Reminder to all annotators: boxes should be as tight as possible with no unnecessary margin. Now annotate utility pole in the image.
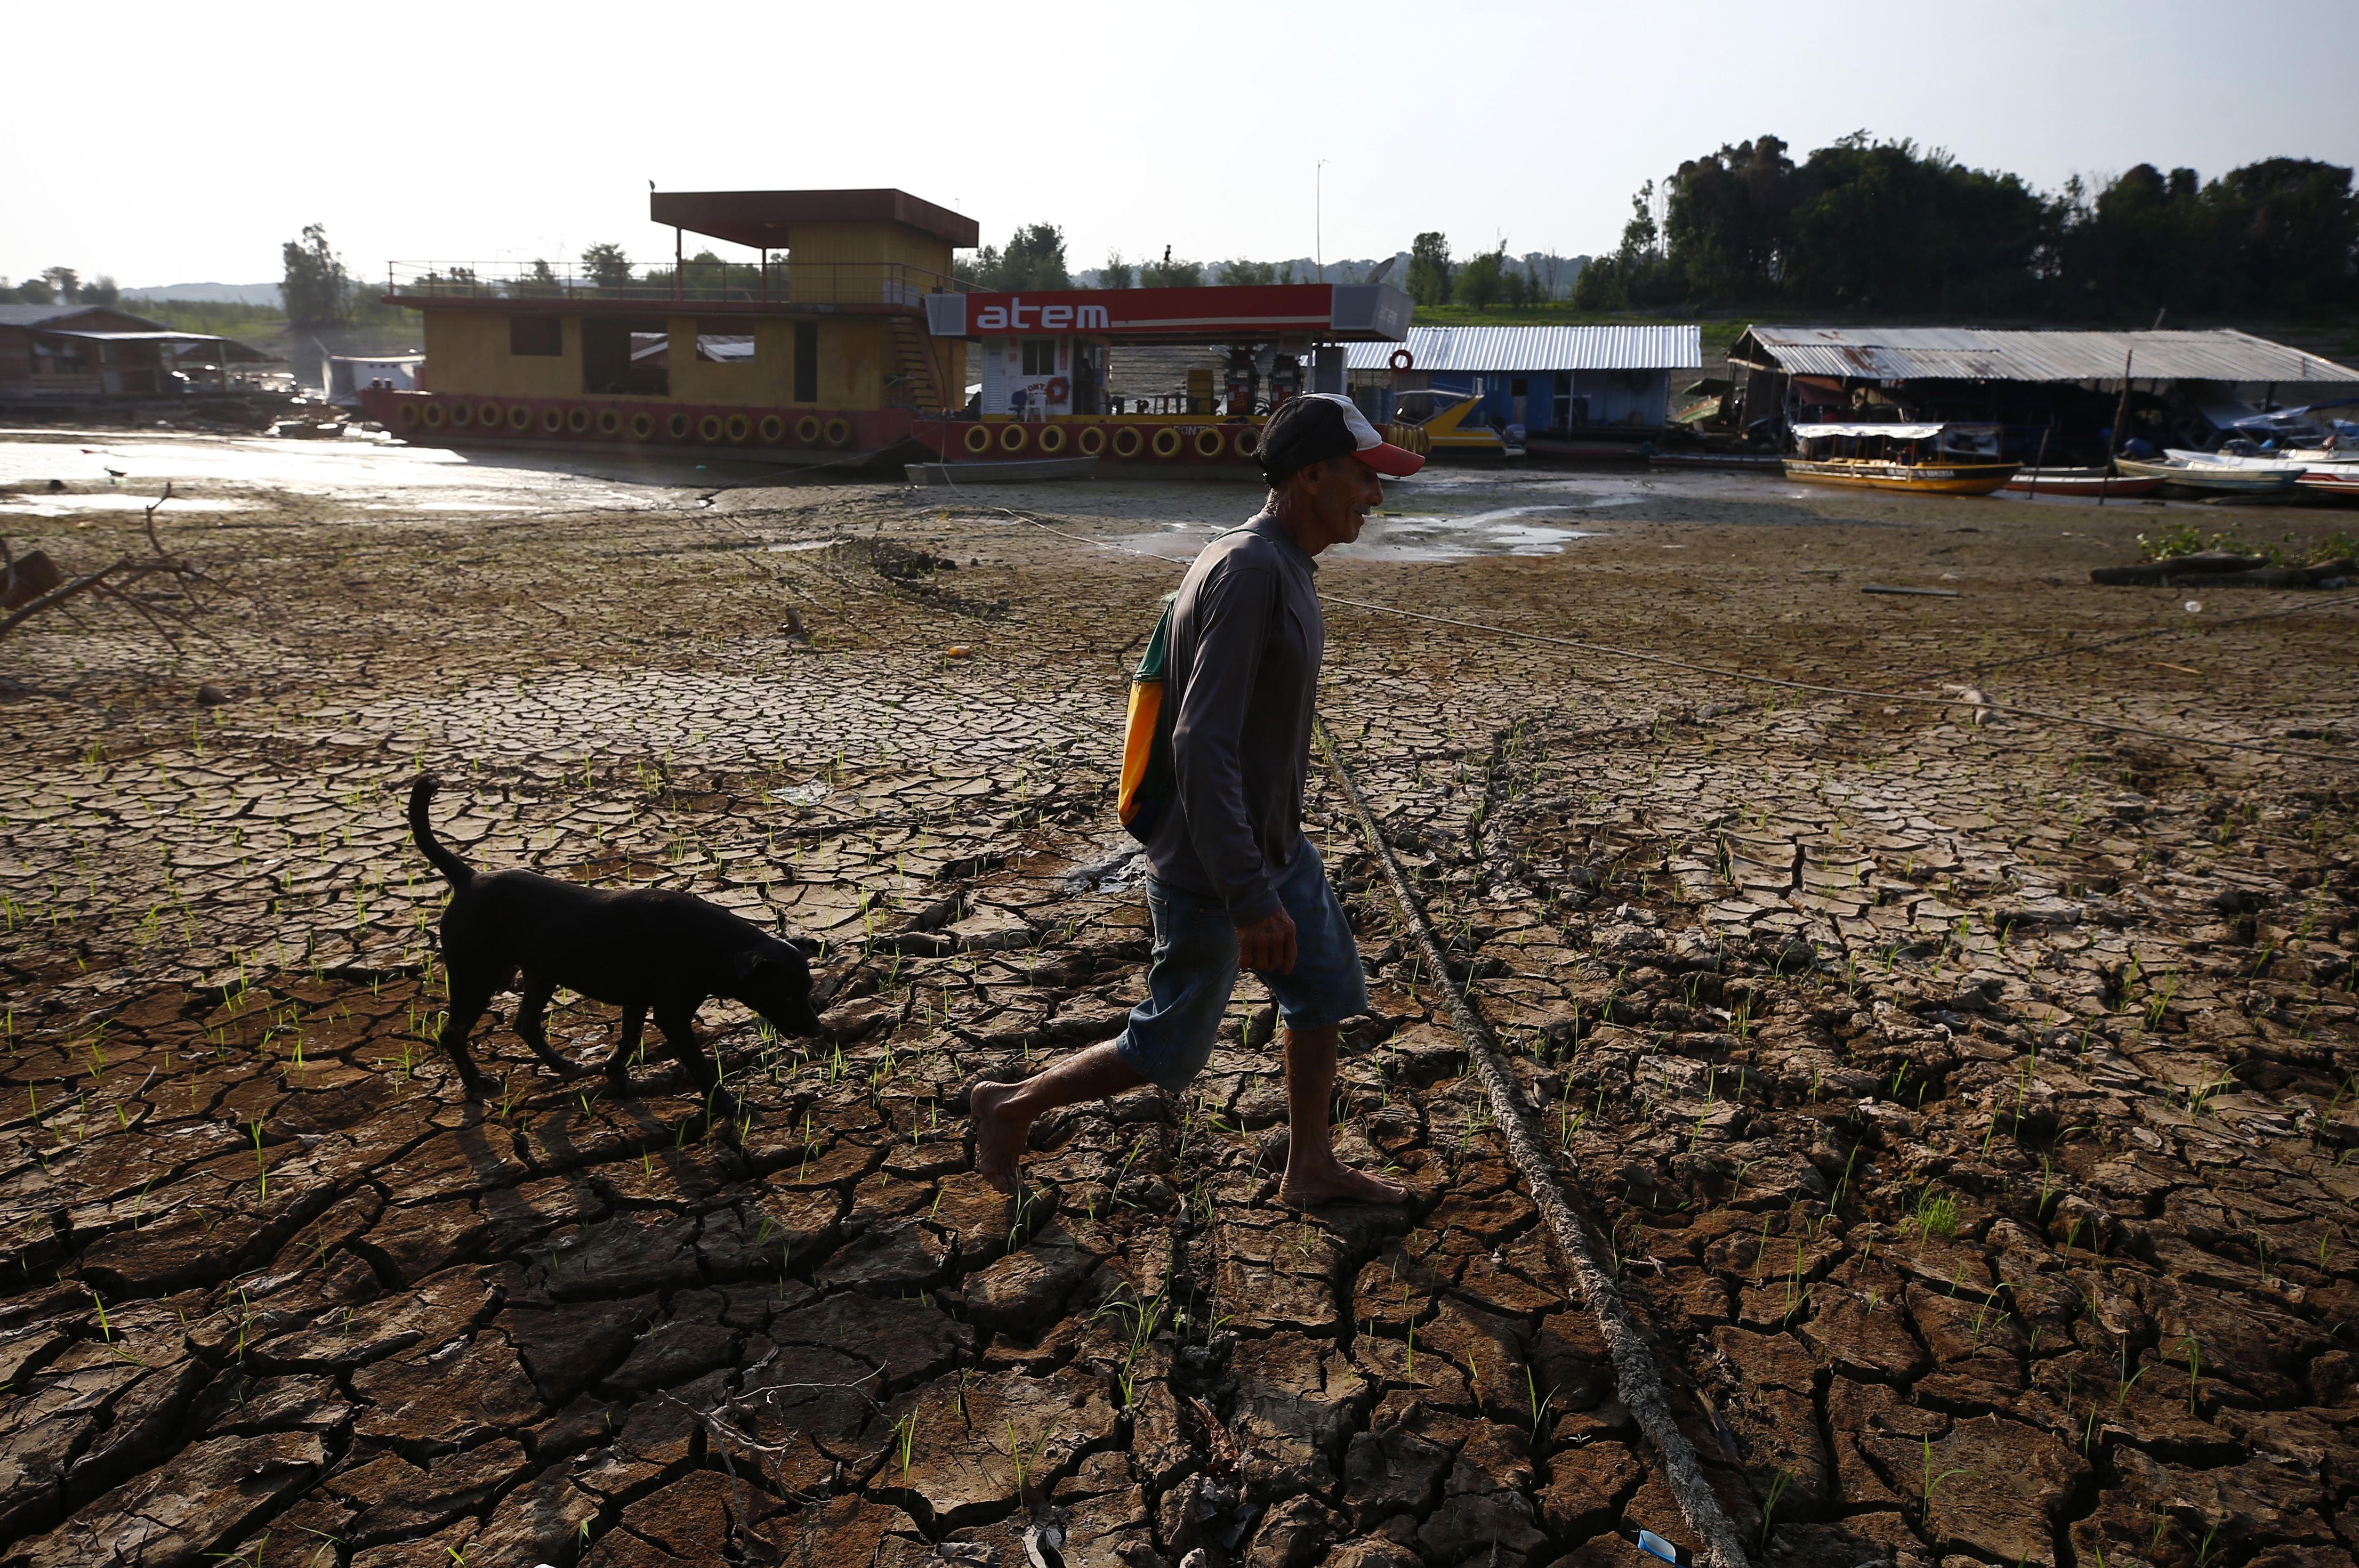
[1316,160,1327,280]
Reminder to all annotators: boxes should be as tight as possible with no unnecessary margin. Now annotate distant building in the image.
[0,303,271,400]
[1344,325,1702,434]
[1728,325,2359,456]
[365,186,1414,470]
[325,354,424,406]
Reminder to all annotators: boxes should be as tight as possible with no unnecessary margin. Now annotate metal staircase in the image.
[885,318,952,413]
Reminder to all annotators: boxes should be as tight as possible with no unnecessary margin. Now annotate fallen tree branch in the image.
[0,484,227,645]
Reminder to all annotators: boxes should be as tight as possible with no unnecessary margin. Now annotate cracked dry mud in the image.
[2,440,2356,1568]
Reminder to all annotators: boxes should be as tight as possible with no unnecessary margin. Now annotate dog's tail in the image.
[407,774,475,888]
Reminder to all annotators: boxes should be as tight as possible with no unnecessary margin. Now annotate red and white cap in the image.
[1258,392,1425,480]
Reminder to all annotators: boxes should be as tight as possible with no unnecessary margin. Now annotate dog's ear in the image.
[733,948,808,986]
[786,936,822,959]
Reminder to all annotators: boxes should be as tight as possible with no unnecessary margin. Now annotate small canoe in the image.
[1784,458,2018,495]
[2114,457,2299,494]
[2003,467,2167,498]
[904,456,1098,485]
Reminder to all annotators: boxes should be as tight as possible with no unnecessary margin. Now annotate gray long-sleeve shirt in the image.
[1141,518,1322,925]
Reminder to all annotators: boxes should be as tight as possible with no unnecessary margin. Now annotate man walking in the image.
[972,394,1423,1205]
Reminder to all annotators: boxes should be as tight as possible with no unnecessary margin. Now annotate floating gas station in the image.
[361,187,1421,473]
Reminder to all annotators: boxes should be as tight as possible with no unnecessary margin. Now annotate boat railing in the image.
[385,260,973,309]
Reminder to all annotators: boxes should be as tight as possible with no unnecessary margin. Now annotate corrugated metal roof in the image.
[1344,324,1700,373]
[1730,326,2358,384]
[0,303,167,329]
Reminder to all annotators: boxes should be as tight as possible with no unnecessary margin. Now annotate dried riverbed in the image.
[2,432,2356,1568]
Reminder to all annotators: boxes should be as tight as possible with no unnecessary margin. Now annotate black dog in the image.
[407,775,822,1105]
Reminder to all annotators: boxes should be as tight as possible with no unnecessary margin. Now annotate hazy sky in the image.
[11,0,2352,291]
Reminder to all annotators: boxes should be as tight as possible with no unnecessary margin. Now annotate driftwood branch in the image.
[0,484,227,644]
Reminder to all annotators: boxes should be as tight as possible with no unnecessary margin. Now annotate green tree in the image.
[82,274,119,307]
[1502,266,1531,310]
[2202,157,2357,313]
[1100,252,1134,288]
[1781,136,2054,312]
[12,276,55,305]
[1140,248,1204,288]
[281,223,351,327]
[580,243,632,289]
[1216,258,1278,286]
[963,223,1072,290]
[1664,135,1797,300]
[1570,255,1626,311]
[1456,243,1507,310]
[1407,232,1452,306]
[42,267,80,304]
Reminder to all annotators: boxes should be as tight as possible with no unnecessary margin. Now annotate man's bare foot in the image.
[970,1079,1030,1194]
[1279,1157,1410,1208]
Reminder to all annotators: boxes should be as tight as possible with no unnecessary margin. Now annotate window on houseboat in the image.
[509,316,563,356]
[1941,428,2000,457]
[793,322,818,402]
[1021,338,1058,376]
[695,322,755,364]
[579,318,670,396]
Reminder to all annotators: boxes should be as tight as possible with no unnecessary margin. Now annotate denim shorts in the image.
[1113,840,1369,1094]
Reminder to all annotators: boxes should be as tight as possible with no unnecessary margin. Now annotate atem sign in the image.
[924,284,1408,344]
[975,299,1109,332]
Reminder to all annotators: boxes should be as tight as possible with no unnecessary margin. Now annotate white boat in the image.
[2002,466,2166,497]
[2115,455,2299,494]
[2164,448,2317,476]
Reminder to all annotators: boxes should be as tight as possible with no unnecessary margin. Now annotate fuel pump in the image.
[1268,353,1301,408]
[1222,347,1259,416]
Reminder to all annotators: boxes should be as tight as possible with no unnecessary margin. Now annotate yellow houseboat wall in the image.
[421,312,581,400]
[415,310,952,411]
[783,222,952,303]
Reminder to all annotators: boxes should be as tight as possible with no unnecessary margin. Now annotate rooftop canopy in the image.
[649,188,979,251]
[926,284,1411,345]
[1344,324,1702,374]
[39,328,271,361]
[1791,422,2001,441]
[1730,326,2358,386]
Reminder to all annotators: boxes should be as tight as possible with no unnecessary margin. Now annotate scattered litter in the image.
[1940,684,1992,726]
[1021,1508,1068,1568]
[771,781,830,806]
[2185,601,2202,613]
[946,644,972,658]
[1861,584,1960,597]
[1631,1529,1695,1566]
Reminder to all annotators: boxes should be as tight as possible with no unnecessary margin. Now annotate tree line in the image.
[1,268,122,306]
[1585,132,2357,316]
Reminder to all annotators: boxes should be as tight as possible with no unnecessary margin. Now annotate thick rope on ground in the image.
[1319,719,1753,1568]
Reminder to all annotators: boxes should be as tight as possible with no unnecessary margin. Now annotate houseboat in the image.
[1784,423,2018,495]
[358,187,1422,474]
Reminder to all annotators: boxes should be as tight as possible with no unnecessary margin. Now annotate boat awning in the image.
[1792,422,1970,440]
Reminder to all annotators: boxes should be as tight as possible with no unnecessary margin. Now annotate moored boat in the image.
[2002,466,2167,498]
[1783,423,2017,495]
[2295,471,2359,505]
[1396,393,1521,460]
[2114,455,2300,495]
